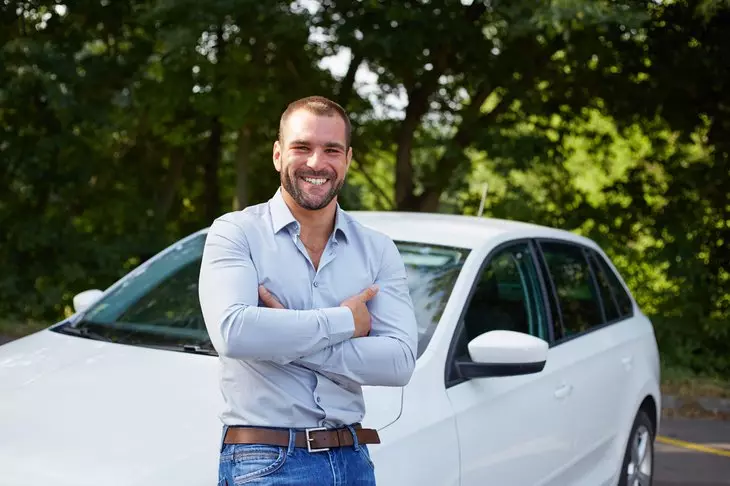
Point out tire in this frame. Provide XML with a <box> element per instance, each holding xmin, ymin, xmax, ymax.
<box><xmin>618</xmin><ymin>409</ymin><xmax>655</xmax><ymax>486</ymax></box>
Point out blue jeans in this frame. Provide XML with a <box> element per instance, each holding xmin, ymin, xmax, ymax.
<box><xmin>218</xmin><ymin>425</ymin><xmax>376</xmax><ymax>485</ymax></box>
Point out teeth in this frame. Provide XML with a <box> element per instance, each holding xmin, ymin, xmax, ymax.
<box><xmin>303</xmin><ymin>177</ymin><xmax>327</xmax><ymax>185</ymax></box>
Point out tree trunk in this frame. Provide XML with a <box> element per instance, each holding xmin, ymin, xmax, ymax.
<box><xmin>337</xmin><ymin>50</ymin><xmax>363</xmax><ymax>109</ymax></box>
<box><xmin>395</xmin><ymin>86</ymin><xmax>432</xmax><ymax>210</ymax></box>
<box><xmin>156</xmin><ymin>148</ymin><xmax>184</xmax><ymax>221</ymax></box>
<box><xmin>232</xmin><ymin>126</ymin><xmax>251</xmax><ymax>211</ymax></box>
<box><xmin>204</xmin><ymin>116</ymin><xmax>222</xmax><ymax>222</ymax></box>
<box><xmin>391</xmin><ymin>1</ymin><xmax>487</xmax><ymax>211</ymax></box>
<box><xmin>413</xmin><ymin>89</ymin><xmax>512</xmax><ymax>213</ymax></box>
<box><xmin>417</xmin><ymin>190</ymin><xmax>442</xmax><ymax>213</ymax></box>
<box><xmin>203</xmin><ymin>23</ymin><xmax>226</xmax><ymax>222</ymax></box>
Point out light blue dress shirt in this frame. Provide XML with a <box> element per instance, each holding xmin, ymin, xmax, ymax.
<box><xmin>198</xmin><ymin>188</ymin><xmax>418</xmax><ymax>429</ymax></box>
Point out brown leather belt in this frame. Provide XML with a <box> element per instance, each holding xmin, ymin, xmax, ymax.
<box><xmin>224</xmin><ymin>425</ymin><xmax>380</xmax><ymax>452</ymax></box>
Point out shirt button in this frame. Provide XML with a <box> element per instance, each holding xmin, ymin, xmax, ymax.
<box><xmin>313</xmin><ymin>281</ymin><xmax>319</xmax><ymax>287</ymax></box>
<box><xmin>316</xmin><ymin>396</ymin><xmax>321</xmax><ymax>403</ymax></box>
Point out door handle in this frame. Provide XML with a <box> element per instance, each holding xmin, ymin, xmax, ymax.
<box><xmin>554</xmin><ymin>384</ymin><xmax>572</xmax><ymax>399</ymax></box>
<box><xmin>621</xmin><ymin>357</ymin><xmax>633</xmax><ymax>370</ymax></box>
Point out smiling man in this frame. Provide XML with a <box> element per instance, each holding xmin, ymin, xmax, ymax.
<box><xmin>198</xmin><ymin>96</ymin><xmax>418</xmax><ymax>485</ymax></box>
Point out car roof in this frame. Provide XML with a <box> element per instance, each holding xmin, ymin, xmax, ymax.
<box><xmin>192</xmin><ymin>211</ymin><xmax>598</xmax><ymax>252</ymax></box>
<box><xmin>347</xmin><ymin>211</ymin><xmax>597</xmax><ymax>251</ymax></box>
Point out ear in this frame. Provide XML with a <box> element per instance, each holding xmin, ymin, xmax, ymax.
<box><xmin>273</xmin><ymin>140</ymin><xmax>283</xmax><ymax>172</ymax></box>
<box><xmin>346</xmin><ymin>146</ymin><xmax>353</xmax><ymax>170</ymax></box>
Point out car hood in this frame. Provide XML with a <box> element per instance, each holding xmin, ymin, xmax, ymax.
<box><xmin>0</xmin><ymin>329</ymin><xmax>404</xmax><ymax>486</ymax></box>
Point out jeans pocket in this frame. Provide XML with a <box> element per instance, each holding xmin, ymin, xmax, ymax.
<box><xmin>221</xmin><ymin>444</ymin><xmax>287</xmax><ymax>485</ymax></box>
<box><xmin>357</xmin><ymin>445</ymin><xmax>375</xmax><ymax>470</ymax></box>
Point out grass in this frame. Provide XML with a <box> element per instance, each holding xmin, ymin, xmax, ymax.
<box><xmin>661</xmin><ymin>365</ymin><xmax>730</xmax><ymax>419</ymax></box>
<box><xmin>661</xmin><ymin>365</ymin><xmax>730</xmax><ymax>399</ymax></box>
<box><xmin>0</xmin><ymin>318</ymin><xmax>52</xmax><ymax>340</ymax></box>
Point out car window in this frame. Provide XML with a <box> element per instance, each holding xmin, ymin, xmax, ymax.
<box><xmin>398</xmin><ymin>243</ymin><xmax>470</xmax><ymax>357</ymax></box>
<box><xmin>586</xmin><ymin>251</ymin><xmax>621</xmax><ymax>322</ymax></box>
<box><xmin>78</xmin><ymin>233</ymin><xmax>211</xmax><ymax>348</ymax></box>
<box><xmin>62</xmin><ymin>233</ymin><xmax>468</xmax><ymax>357</ymax></box>
<box><xmin>462</xmin><ymin>243</ymin><xmax>548</xmax><ymax>344</ymax></box>
<box><xmin>538</xmin><ymin>241</ymin><xmax>604</xmax><ymax>339</ymax></box>
<box><xmin>590</xmin><ymin>251</ymin><xmax>633</xmax><ymax>317</ymax></box>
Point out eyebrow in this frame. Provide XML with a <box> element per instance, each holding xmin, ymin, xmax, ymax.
<box><xmin>289</xmin><ymin>139</ymin><xmax>346</xmax><ymax>151</ymax></box>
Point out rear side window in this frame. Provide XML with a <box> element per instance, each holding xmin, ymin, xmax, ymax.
<box><xmin>587</xmin><ymin>251</ymin><xmax>621</xmax><ymax>322</ymax></box>
<box><xmin>539</xmin><ymin>241</ymin><xmax>604</xmax><ymax>338</ymax></box>
<box><xmin>590</xmin><ymin>251</ymin><xmax>633</xmax><ymax>318</ymax></box>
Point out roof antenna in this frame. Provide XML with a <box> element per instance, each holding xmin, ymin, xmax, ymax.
<box><xmin>476</xmin><ymin>182</ymin><xmax>489</xmax><ymax>218</ymax></box>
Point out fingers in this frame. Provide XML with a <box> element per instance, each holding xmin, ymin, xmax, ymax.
<box><xmin>258</xmin><ymin>285</ymin><xmax>284</xmax><ymax>309</ymax></box>
<box><xmin>358</xmin><ymin>284</ymin><xmax>379</xmax><ymax>302</ymax></box>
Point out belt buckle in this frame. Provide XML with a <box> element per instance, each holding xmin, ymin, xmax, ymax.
<box><xmin>305</xmin><ymin>427</ymin><xmax>330</xmax><ymax>453</ymax></box>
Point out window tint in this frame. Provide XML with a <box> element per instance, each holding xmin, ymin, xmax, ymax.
<box><xmin>397</xmin><ymin>242</ymin><xmax>470</xmax><ymax>357</ymax></box>
<box><xmin>587</xmin><ymin>252</ymin><xmax>621</xmax><ymax>322</ymax></box>
<box><xmin>462</xmin><ymin>243</ymin><xmax>548</xmax><ymax>344</ymax></box>
<box><xmin>592</xmin><ymin>251</ymin><xmax>633</xmax><ymax>317</ymax></box>
<box><xmin>539</xmin><ymin>242</ymin><xmax>603</xmax><ymax>337</ymax></box>
<box><xmin>80</xmin><ymin>234</ymin><xmax>211</xmax><ymax>347</ymax></box>
<box><xmin>77</xmin><ymin>236</ymin><xmax>469</xmax><ymax>356</ymax></box>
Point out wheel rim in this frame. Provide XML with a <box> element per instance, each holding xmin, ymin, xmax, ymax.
<box><xmin>626</xmin><ymin>424</ymin><xmax>653</xmax><ymax>486</ymax></box>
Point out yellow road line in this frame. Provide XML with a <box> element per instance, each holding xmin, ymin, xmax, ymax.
<box><xmin>657</xmin><ymin>435</ymin><xmax>730</xmax><ymax>458</ymax></box>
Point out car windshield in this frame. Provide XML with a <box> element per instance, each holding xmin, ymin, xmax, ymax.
<box><xmin>58</xmin><ymin>233</ymin><xmax>469</xmax><ymax>357</ymax></box>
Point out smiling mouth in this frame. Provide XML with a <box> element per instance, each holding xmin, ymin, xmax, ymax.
<box><xmin>301</xmin><ymin>176</ymin><xmax>329</xmax><ymax>186</ymax></box>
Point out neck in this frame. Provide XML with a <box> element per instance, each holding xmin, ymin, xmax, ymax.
<box><xmin>281</xmin><ymin>188</ymin><xmax>336</xmax><ymax>238</ymax></box>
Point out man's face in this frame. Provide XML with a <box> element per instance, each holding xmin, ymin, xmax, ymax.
<box><xmin>273</xmin><ymin>109</ymin><xmax>352</xmax><ymax>211</ymax></box>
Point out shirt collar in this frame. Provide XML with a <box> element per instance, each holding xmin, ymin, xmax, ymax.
<box><xmin>270</xmin><ymin>188</ymin><xmax>297</xmax><ymax>234</ymax></box>
<box><xmin>269</xmin><ymin>188</ymin><xmax>349</xmax><ymax>243</ymax></box>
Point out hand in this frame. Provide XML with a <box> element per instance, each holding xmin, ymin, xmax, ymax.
<box><xmin>259</xmin><ymin>283</ymin><xmax>379</xmax><ymax>338</ymax></box>
<box><xmin>341</xmin><ymin>285</ymin><xmax>379</xmax><ymax>338</ymax></box>
<box><xmin>258</xmin><ymin>285</ymin><xmax>284</xmax><ymax>309</ymax></box>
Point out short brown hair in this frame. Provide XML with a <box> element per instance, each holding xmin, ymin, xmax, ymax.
<box><xmin>278</xmin><ymin>96</ymin><xmax>352</xmax><ymax>148</ymax></box>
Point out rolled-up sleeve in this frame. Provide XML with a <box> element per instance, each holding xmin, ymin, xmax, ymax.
<box><xmin>295</xmin><ymin>237</ymin><xmax>418</xmax><ymax>387</ymax></box>
<box><xmin>198</xmin><ymin>216</ymin><xmax>355</xmax><ymax>360</ymax></box>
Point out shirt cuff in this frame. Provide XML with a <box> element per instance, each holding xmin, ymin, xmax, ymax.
<box><xmin>322</xmin><ymin>306</ymin><xmax>355</xmax><ymax>344</ymax></box>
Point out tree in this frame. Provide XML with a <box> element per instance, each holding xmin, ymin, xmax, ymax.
<box><xmin>313</xmin><ymin>0</ymin><xmax>646</xmax><ymax>211</ymax></box>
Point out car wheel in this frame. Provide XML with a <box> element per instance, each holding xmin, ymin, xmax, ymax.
<box><xmin>619</xmin><ymin>409</ymin><xmax>655</xmax><ymax>486</ymax></box>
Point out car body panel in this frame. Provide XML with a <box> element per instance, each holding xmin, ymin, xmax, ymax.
<box><xmin>0</xmin><ymin>212</ymin><xmax>662</xmax><ymax>486</ymax></box>
<box><xmin>0</xmin><ymin>330</ymin><xmax>404</xmax><ymax>486</ymax></box>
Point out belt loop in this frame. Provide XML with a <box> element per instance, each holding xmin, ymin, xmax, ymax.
<box><xmin>220</xmin><ymin>425</ymin><xmax>229</xmax><ymax>453</ymax></box>
<box><xmin>286</xmin><ymin>428</ymin><xmax>296</xmax><ymax>456</ymax></box>
<box><xmin>345</xmin><ymin>424</ymin><xmax>360</xmax><ymax>451</ymax></box>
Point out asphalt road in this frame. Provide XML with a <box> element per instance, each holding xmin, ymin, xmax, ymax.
<box><xmin>655</xmin><ymin>418</ymin><xmax>730</xmax><ymax>486</ymax></box>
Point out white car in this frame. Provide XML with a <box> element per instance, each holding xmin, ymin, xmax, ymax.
<box><xmin>0</xmin><ymin>212</ymin><xmax>661</xmax><ymax>486</ymax></box>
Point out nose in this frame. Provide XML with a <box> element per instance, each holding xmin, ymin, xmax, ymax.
<box><xmin>306</xmin><ymin>148</ymin><xmax>327</xmax><ymax>170</ymax></box>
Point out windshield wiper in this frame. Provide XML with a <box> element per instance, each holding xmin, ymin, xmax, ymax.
<box><xmin>134</xmin><ymin>343</ymin><xmax>218</xmax><ymax>356</ymax></box>
<box><xmin>181</xmin><ymin>344</ymin><xmax>217</xmax><ymax>356</ymax></box>
<box><xmin>54</xmin><ymin>324</ymin><xmax>115</xmax><ymax>343</ymax></box>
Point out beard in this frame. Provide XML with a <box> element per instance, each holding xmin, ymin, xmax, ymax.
<box><xmin>282</xmin><ymin>167</ymin><xmax>345</xmax><ymax>211</ymax></box>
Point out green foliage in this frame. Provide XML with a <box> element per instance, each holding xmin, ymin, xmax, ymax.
<box><xmin>1</xmin><ymin>0</ymin><xmax>728</xmax><ymax>378</ymax></box>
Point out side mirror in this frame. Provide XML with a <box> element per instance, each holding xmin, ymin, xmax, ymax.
<box><xmin>73</xmin><ymin>289</ymin><xmax>103</xmax><ymax>314</ymax></box>
<box><xmin>456</xmin><ymin>330</ymin><xmax>548</xmax><ymax>379</ymax></box>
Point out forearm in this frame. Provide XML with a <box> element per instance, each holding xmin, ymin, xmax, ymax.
<box><xmin>214</xmin><ymin>304</ymin><xmax>354</xmax><ymax>361</ymax></box>
<box><xmin>296</xmin><ymin>237</ymin><xmax>419</xmax><ymax>386</ymax></box>
<box><xmin>198</xmin><ymin>216</ymin><xmax>354</xmax><ymax>360</ymax></box>
<box><xmin>295</xmin><ymin>335</ymin><xmax>416</xmax><ymax>387</ymax></box>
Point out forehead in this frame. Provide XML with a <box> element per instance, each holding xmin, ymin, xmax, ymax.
<box><xmin>282</xmin><ymin>109</ymin><xmax>347</xmax><ymax>145</ymax></box>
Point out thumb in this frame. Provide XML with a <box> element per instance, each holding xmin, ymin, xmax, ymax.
<box><xmin>359</xmin><ymin>284</ymin><xmax>379</xmax><ymax>302</ymax></box>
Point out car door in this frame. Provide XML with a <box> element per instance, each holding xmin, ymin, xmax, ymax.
<box><xmin>535</xmin><ymin>240</ymin><xmax>627</xmax><ymax>485</ymax></box>
<box><xmin>444</xmin><ymin>240</ymin><xmax>576</xmax><ymax>486</ymax></box>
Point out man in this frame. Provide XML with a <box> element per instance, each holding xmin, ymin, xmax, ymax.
<box><xmin>198</xmin><ymin>95</ymin><xmax>418</xmax><ymax>485</ymax></box>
